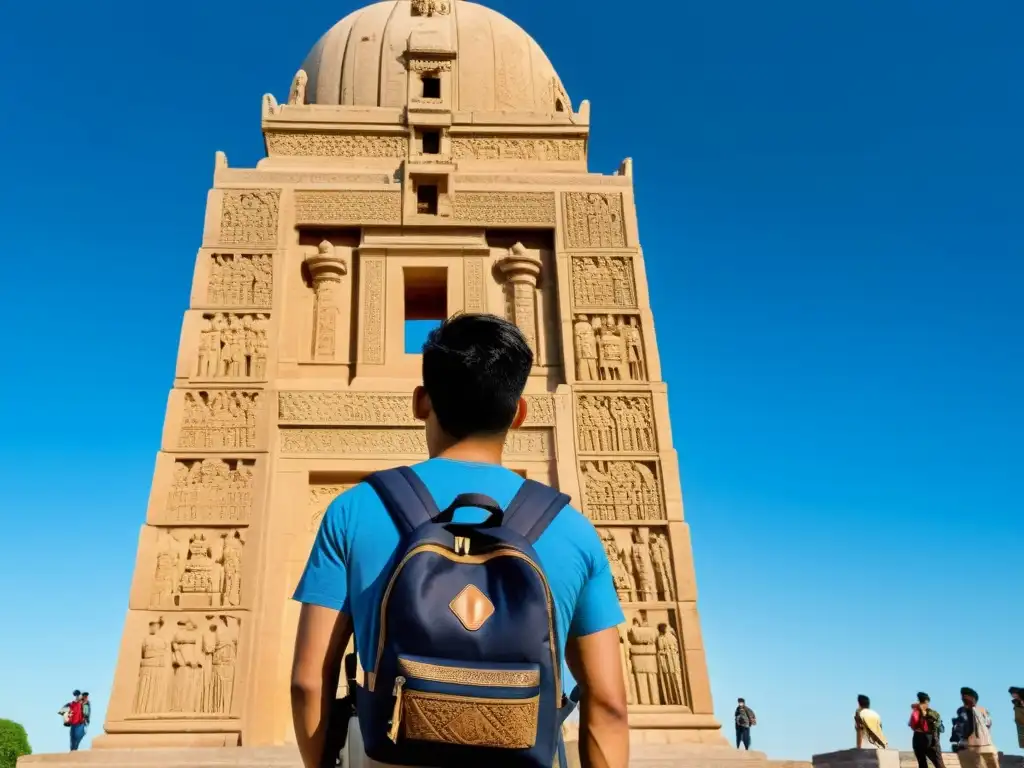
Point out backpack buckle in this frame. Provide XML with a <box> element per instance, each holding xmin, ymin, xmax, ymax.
<box><xmin>453</xmin><ymin>536</ymin><xmax>471</xmax><ymax>555</ymax></box>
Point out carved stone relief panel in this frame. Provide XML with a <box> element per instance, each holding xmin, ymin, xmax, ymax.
<box><xmin>620</xmin><ymin>608</ymin><xmax>687</xmax><ymax>708</ymax></box>
<box><xmin>573</xmin><ymin>313</ymin><xmax>647</xmax><ymax>383</ymax></box>
<box><xmin>162</xmin><ymin>458</ymin><xmax>255</xmax><ymax>525</ymax></box>
<box><xmin>579</xmin><ymin>460</ymin><xmax>664</xmax><ymax>522</ymax></box>
<box><xmin>219</xmin><ymin>190</ymin><xmax>280</xmax><ymax>246</ymax></box>
<box><xmin>265</xmin><ymin>132</ymin><xmax>408</xmax><ymax>158</ymax></box>
<box><xmin>195</xmin><ymin>313</ymin><xmax>269</xmax><ymax>380</ymax></box>
<box><xmin>570</xmin><ymin>254</ymin><xmax>637</xmax><ymax>309</ymax></box>
<box><xmin>206</xmin><ymin>254</ymin><xmax>273</xmax><ymax>308</ymax></box>
<box><xmin>452</xmin><ymin>192</ymin><xmax>556</xmax><ymax>225</ymax></box>
<box><xmin>464</xmin><ymin>257</ymin><xmax>486</xmax><ymax>313</ymax></box>
<box><xmin>278</xmin><ymin>392</ymin><xmax>556</xmax><ymax>428</ymax></box>
<box><xmin>451</xmin><ymin>137</ymin><xmax>585</xmax><ymax>162</ymax></box>
<box><xmin>294</xmin><ymin>191</ymin><xmax>402</xmax><ymax>226</ymax></box>
<box><xmin>597</xmin><ymin>527</ymin><xmax>675</xmax><ymax>603</ymax></box>
<box><xmin>130</xmin><ymin>613</ymin><xmax>241</xmax><ymax>718</ymax></box>
<box><xmin>150</xmin><ymin>529</ymin><xmax>245</xmax><ymax>609</ymax></box>
<box><xmin>562</xmin><ymin>192</ymin><xmax>627</xmax><ymax>250</ymax></box>
<box><xmin>179</xmin><ymin>391</ymin><xmax>260</xmax><ymax>451</ymax></box>
<box><xmin>575</xmin><ymin>394</ymin><xmax>657</xmax><ymax>453</ymax></box>
<box><xmin>280</xmin><ymin>428</ymin><xmax>553</xmax><ymax>459</ymax></box>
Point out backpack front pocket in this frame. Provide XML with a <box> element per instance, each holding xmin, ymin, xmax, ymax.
<box><xmin>390</xmin><ymin>655</ymin><xmax>541</xmax><ymax>749</ymax></box>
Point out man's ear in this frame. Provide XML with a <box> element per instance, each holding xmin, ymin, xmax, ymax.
<box><xmin>510</xmin><ymin>397</ymin><xmax>528</xmax><ymax>430</ymax></box>
<box><xmin>412</xmin><ymin>386</ymin><xmax>431</xmax><ymax>422</ymax></box>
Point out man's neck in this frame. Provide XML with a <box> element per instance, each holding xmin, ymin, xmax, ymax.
<box><xmin>434</xmin><ymin>435</ymin><xmax>506</xmax><ymax>465</ymax></box>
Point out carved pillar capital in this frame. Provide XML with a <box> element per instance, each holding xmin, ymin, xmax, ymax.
<box><xmin>305</xmin><ymin>241</ymin><xmax>349</xmax><ymax>286</ymax></box>
<box><xmin>497</xmin><ymin>242</ymin><xmax>542</xmax><ymax>287</ymax></box>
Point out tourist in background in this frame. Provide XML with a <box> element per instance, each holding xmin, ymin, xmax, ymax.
<box><xmin>735</xmin><ymin>697</ymin><xmax>756</xmax><ymax>750</ymax></box>
<box><xmin>1010</xmin><ymin>687</ymin><xmax>1024</xmax><ymax>749</ymax></box>
<box><xmin>854</xmin><ymin>694</ymin><xmax>888</xmax><ymax>750</ymax></box>
<box><xmin>951</xmin><ymin>687</ymin><xmax>998</xmax><ymax>768</ymax></box>
<box><xmin>57</xmin><ymin>690</ymin><xmax>87</xmax><ymax>751</ymax></box>
<box><xmin>80</xmin><ymin>692</ymin><xmax>91</xmax><ymax>736</ymax></box>
<box><xmin>909</xmin><ymin>691</ymin><xmax>945</xmax><ymax>768</ymax></box>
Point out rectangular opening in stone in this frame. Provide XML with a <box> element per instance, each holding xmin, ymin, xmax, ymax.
<box><xmin>421</xmin><ymin>74</ymin><xmax>441</xmax><ymax>99</ymax></box>
<box><xmin>420</xmin><ymin>129</ymin><xmax>441</xmax><ymax>155</ymax></box>
<box><xmin>404</xmin><ymin>266</ymin><xmax>448</xmax><ymax>354</ymax></box>
<box><xmin>416</xmin><ymin>183</ymin><xmax>439</xmax><ymax>215</ymax></box>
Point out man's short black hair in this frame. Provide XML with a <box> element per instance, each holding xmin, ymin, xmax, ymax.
<box><xmin>73</xmin><ymin>689</ymin><xmax>81</xmax><ymax>697</ymax></box>
<box><xmin>737</xmin><ymin>698</ymin><xmax>745</xmax><ymax>703</ymax></box>
<box><xmin>962</xmin><ymin>687</ymin><xmax>979</xmax><ymax>700</ymax></box>
<box><xmin>917</xmin><ymin>692</ymin><xmax>930</xmax><ymax>703</ymax></box>
<box><xmin>858</xmin><ymin>694</ymin><xmax>870</xmax><ymax>708</ymax></box>
<box><xmin>422</xmin><ymin>314</ymin><xmax>533</xmax><ymax>440</ymax></box>
<box><xmin>82</xmin><ymin>692</ymin><xmax>89</xmax><ymax>697</ymax></box>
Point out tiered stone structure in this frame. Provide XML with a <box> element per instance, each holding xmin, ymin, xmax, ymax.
<box><xmin>90</xmin><ymin>0</ymin><xmax>728</xmax><ymax>759</ymax></box>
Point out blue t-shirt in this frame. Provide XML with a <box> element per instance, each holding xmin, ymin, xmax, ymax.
<box><xmin>293</xmin><ymin>458</ymin><xmax>624</xmax><ymax>686</ymax></box>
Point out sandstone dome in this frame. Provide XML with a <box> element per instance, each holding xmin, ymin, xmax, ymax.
<box><xmin>300</xmin><ymin>0</ymin><xmax>572</xmax><ymax>114</ymax></box>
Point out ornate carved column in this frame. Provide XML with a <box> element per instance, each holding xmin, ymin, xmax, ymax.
<box><xmin>497</xmin><ymin>242</ymin><xmax>543</xmax><ymax>360</ymax></box>
<box><xmin>304</xmin><ymin>241</ymin><xmax>348</xmax><ymax>361</ymax></box>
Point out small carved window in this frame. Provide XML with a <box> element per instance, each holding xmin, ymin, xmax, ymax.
<box><xmin>555</xmin><ymin>99</ymin><xmax>565</xmax><ymax>112</ymax></box>
<box><xmin>416</xmin><ymin>184</ymin><xmax>439</xmax><ymax>215</ymax></box>
<box><xmin>421</xmin><ymin>129</ymin><xmax>441</xmax><ymax>155</ymax></box>
<box><xmin>421</xmin><ymin>74</ymin><xmax>441</xmax><ymax>99</ymax></box>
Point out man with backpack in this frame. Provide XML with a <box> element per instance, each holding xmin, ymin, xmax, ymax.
<box><xmin>291</xmin><ymin>314</ymin><xmax>629</xmax><ymax>768</ymax></box>
<box><xmin>58</xmin><ymin>690</ymin><xmax>87</xmax><ymax>751</ymax></box>
<box><xmin>909</xmin><ymin>691</ymin><xmax>945</xmax><ymax>768</ymax></box>
<box><xmin>734</xmin><ymin>697</ymin><xmax>756</xmax><ymax>750</ymax></box>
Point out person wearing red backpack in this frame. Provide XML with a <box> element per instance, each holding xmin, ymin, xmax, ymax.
<box><xmin>58</xmin><ymin>690</ymin><xmax>87</xmax><ymax>751</ymax></box>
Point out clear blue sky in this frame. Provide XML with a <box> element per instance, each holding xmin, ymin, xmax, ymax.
<box><xmin>1</xmin><ymin>0</ymin><xmax>1021</xmax><ymax>760</ymax></box>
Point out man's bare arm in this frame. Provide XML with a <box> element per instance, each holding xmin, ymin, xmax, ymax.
<box><xmin>290</xmin><ymin>604</ymin><xmax>353</xmax><ymax>768</ymax></box>
<box><xmin>566</xmin><ymin>627</ymin><xmax>629</xmax><ymax>768</ymax></box>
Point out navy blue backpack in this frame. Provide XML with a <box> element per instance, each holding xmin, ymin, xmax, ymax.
<box><xmin>354</xmin><ymin>467</ymin><xmax>580</xmax><ymax>768</ymax></box>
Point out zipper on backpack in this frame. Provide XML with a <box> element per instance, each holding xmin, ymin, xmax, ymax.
<box><xmin>369</xmin><ymin>544</ymin><xmax>560</xmax><ymax>705</ymax></box>
<box><xmin>387</xmin><ymin>675</ymin><xmax>406</xmax><ymax>743</ymax></box>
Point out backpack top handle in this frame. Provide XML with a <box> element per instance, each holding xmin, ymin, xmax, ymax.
<box><xmin>433</xmin><ymin>493</ymin><xmax>505</xmax><ymax>525</ymax></box>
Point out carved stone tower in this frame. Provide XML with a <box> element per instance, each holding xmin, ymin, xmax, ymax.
<box><xmin>95</xmin><ymin>0</ymin><xmax>725</xmax><ymax>753</ymax></box>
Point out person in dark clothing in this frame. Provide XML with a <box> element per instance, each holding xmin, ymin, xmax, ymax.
<box><xmin>909</xmin><ymin>691</ymin><xmax>945</xmax><ymax>768</ymax></box>
<box><xmin>735</xmin><ymin>697</ymin><xmax>756</xmax><ymax>750</ymax></box>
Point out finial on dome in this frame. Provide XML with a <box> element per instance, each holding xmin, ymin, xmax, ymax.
<box><xmin>289</xmin><ymin>70</ymin><xmax>308</xmax><ymax>105</ymax></box>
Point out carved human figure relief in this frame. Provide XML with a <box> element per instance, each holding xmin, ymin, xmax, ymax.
<box><xmin>630</xmin><ymin>528</ymin><xmax>657</xmax><ymax>602</ymax></box>
<box><xmin>573</xmin><ymin>314</ymin><xmax>647</xmax><ymax>383</ymax></box>
<box><xmin>288</xmin><ymin>69</ymin><xmax>308</xmax><ymax>105</ymax></box>
<box><xmin>627</xmin><ymin>611</ymin><xmax>661</xmax><ymax>705</ymax></box>
<box><xmin>165</xmin><ymin>458</ymin><xmax>255</xmax><ymax>524</ymax></box>
<box><xmin>157</xmin><ymin>614</ymin><xmax>239</xmax><ymax>716</ymax></box>
<box><xmin>579</xmin><ymin>461</ymin><xmax>664</xmax><ymax>522</ymax></box>
<box><xmin>617</xmin><ymin>623</ymin><xmax>637</xmax><ymax>705</ymax></box>
<box><xmin>150</xmin><ymin>530</ymin><xmax>245</xmax><ymax>609</ymax></box>
<box><xmin>196</xmin><ymin>313</ymin><xmax>269</xmax><ymax>380</ymax></box>
<box><xmin>656</xmin><ymin>622</ymin><xmax>686</xmax><ymax>706</ymax></box>
<box><xmin>563</xmin><ymin>192</ymin><xmax>627</xmax><ymax>249</ymax></box>
<box><xmin>571</xmin><ymin>255</ymin><xmax>637</xmax><ymax>309</ymax></box>
<box><xmin>599</xmin><ymin>529</ymin><xmax>635</xmax><ymax>600</ymax></box>
<box><xmin>649</xmin><ymin>532</ymin><xmax>675</xmax><ymax>601</ymax></box>
<box><xmin>219</xmin><ymin>190</ymin><xmax>280</xmax><ymax>246</ymax></box>
<box><xmin>133</xmin><ymin>618</ymin><xmax>171</xmax><ymax>715</ymax></box>
<box><xmin>179</xmin><ymin>392</ymin><xmax>260</xmax><ymax>451</ymax></box>
<box><xmin>208</xmin><ymin>254</ymin><xmax>272</xmax><ymax>308</ymax></box>
<box><xmin>576</xmin><ymin>395</ymin><xmax>656</xmax><ymax>453</ymax></box>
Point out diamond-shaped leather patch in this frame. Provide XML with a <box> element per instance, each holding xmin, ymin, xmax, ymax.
<box><xmin>449</xmin><ymin>584</ymin><xmax>495</xmax><ymax>631</ymax></box>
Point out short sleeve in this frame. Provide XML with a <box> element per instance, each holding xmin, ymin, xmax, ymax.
<box><xmin>292</xmin><ymin>495</ymin><xmax>351</xmax><ymax>613</ymax></box>
<box><xmin>569</xmin><ymin>532</ymin><xmax>626</xmax><ymax>637</ymax></box>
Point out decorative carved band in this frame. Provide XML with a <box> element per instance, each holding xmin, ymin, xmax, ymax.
<box><xmin>451</xmin><ymin>137</ymin><xmax>586</xmax><ymax>162</ymax></box>
<box><xmin>280</xmin><ymin>428</ymin><xmax>553</xmax><ymax>458</ymax></box>
<box><xmin>464</xmin><ymin>257</ymin><xmax>486</xmax><ymax>313</ymax></box>
<box><xmin>452</xmin><ymin>192</ymin><xmax>556</xmax><ymax>225</ymax></box>
<box><xmin>294</xmin><ymin>190</ymin><xmax>402</xmax><ymax>225</ymax></box>
<box><xmin>563</xmin><ymin>192</ymin><xmax>627</xmax><ymax>249</ymax></box>
<box><xmin>219</xmin><ymin>189</ymin><xmax>280</xmax><ymax>247</ymax></box>
<box><xmin>265</xmin><ymin>132</ymin><xmax>408</xmax><ymax>158</ymax></box>
<box><xmin>361</xmin><ymin>260</ymin><xmax>385</xmax><ymax>364</ymax></box>
<box><xmin>277</xmin><ymin>392</ymin><xmax>556</xmax><ymax>427</ymax></box>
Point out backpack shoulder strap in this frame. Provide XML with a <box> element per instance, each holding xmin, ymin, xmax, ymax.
<box><xmin>365</xmin><ymin>467</ymin><xmax>440</xmax><ymax>536</ymax></box>
<box><xmin>502</xmin><ymin>479</ymin><xmax>571</xmax><ymax>543</ymax></box>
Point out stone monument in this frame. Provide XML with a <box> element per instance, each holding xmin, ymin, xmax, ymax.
<box><xmin>44</xmin><ymin>0</ymin><xmax>747</xmax><ymax>764</ymax></box>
